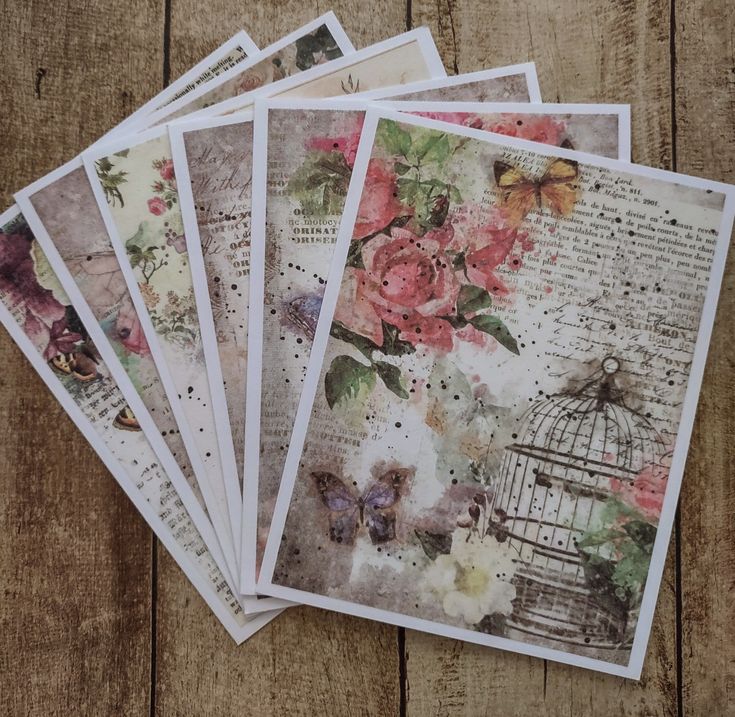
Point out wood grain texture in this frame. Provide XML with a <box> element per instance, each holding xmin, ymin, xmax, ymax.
<box><xmin>0</xmin><ymin>0</ymin><xmax>162</xmax><ymax>715</ymax></box>
<box><xmin>674</xmin><ymin>0</ymin><xmax>735</xmax><ymax>714</ymax></box>
<box><xmin>0</xmin><ymin>2</ymin><xmax>163</xmax><ymax>715</ymax></box>
<box><xmin>406</xmin><ymin>0</ymin><xmax>679</xmax><ymax>714</ymax></box>
<box><xmin>156</xmin><ymin>553</ymin><xmax>400</xmax><ymax>715</ymax></box>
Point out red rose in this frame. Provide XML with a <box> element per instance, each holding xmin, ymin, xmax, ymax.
<box><xmin>335</xmin><ymin>226</ymin><xmax>459</xmax><ymax>351</ymax></box>
<box><xmin>147</xmin><ymin>197</ymin><xmax>167</xmax><ymax>216</ymax></box>
<box><xmin>159</xmin><ymin>159</ymin><xmax>175</xmax><ymax>181</ymax></box>
<box><xmin>353</xmin><ymin>159</ymin><xmax>408</xmax><ymax>240</ymax></box>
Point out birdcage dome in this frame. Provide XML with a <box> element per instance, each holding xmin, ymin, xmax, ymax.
<box><xmin>512</xmin><ymin>356</ymin><xmax>665</xmax><ymax>487</ymax></box>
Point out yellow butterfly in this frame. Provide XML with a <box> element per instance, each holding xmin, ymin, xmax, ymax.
<box><xmin>494</xmin><ymin>139</ymin><xmax>579</xmax><ymax>225</ymax></box>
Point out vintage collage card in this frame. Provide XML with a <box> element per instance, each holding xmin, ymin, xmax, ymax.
<box><xmin>260</xmin><ymin>108</ymin><xmax>734</xmax><ymax>677</ymax></box>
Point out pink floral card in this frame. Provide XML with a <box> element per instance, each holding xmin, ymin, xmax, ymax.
<box><xmin>247</xmin><ymin>98</ymin><xmax>630</xmax><ymax>584</ymax></box>
<box><xmin>259</xmin><ymin>108</ymin><xmax>734</xmax><ymax>677</ymax></box>
<box><xmin>0</xmin><ymin>206</ymin><xmax>281</xmax><ymax>641</ymax></box>
<box><xmin>169</xmin><ymin>71</ymin><xmax>526</xmax><ymax>592</ymax></box>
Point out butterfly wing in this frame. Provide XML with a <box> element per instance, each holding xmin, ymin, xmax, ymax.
<box><xmin>312</xmin><ymin>471</ymin><xmax>359</xmax><ymax>544</ymax></box>
<box><xmin>539</xmin><ymin>156</ymin><xmax>579</xmax><ymax>217</ymax></box>
<box><xmin>493</xmin><ymin>161</ymin><xmax>537</xmax><ymax>224</ymax></box>
<box><xmin>362</xmin><ymin>469</ymin><xmax>410</xmax><ymax>544</ymax></box>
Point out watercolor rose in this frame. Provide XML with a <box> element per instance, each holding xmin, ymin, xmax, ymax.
<box><xmin>147</xmin><ymin>197</ymin><xmax>167</xmax><ymax>216</ymax></box>
<box><xmin>307</xmin><ymin>119</ymin><xmax>364</xmax><ymax>169</ymax></box>
<box><xmin>610</xmin><ymin>463</ymin><xmax>668</xmax><ymax>523</ymax></box>
<box><xmin>336</xmin><ymin>225</ymin><xmax>458</xmax><ymax>351</ymax></box>
<box><xmin>158</xmin><ymin>159</ymin><xmax>175</xmax><ymax>181</ymax></box>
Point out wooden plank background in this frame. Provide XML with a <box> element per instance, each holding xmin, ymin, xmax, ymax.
<box><xmin>0</xmin><ymin>0</ymin><xmax>732</xmax><ymax>714</ymax></box>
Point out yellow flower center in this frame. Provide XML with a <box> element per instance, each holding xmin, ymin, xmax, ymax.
<box><xmin>454</xmin><ymin>564</ymin><xmax>490</xmax><ymax>597</ymax></box>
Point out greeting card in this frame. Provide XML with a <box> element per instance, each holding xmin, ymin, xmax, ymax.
<box><xmin>260</xmin><ymin>108</ymin><xmax>734</xmax><ymax>677</ymax></box>
<box><xmin>248</xmin><ymin>100</ymin><xmax>630</xmax><ymax>581</ymax></box>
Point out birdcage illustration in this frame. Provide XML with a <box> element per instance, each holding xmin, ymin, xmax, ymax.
<box><xmin>489</xmin><ymin>356</ymin><xmax>666</xmax><ymax>653</ymax></box>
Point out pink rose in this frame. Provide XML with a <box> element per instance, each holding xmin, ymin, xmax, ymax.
<box><xmin>335</xmin><ymin>226</ymin><xmax>459</xmax><ymax>351</ymax></box>
<box><xmin>464</xmin><ymin>226</ymin><xmax>519</xmax><ymax>296</ymax></box>
<box><xmin>147</xmin><ymin>197</ymin><xmax>167</xmax><ymax>216</ymax></box>
<box><xmin>611</xmin><ymin>463</ymin><xmax>668</xmax><ymax>522</ymax></box>
<box><xmin>353</xmin><ymin>159</ymin><xmax>409</xmax><ymax>240</ymax></box>
<box><xmin>449</xmin><ymin>206</ymin><xmax>527</xmax><ymax>297</ymax></box>
<box><xmin>237</xmin><ymin>71</ymin><xmax>265</xmax><ymax>93</ymax></box>
<box><xmin>159</xmin><ymin>159</ymin><xmax>175</xmax><ymax>181</ymax></box>
<box><xmin>115</xmin><ymin>298</ymin><xmax>150</xmax><ymax>356</ymax></box>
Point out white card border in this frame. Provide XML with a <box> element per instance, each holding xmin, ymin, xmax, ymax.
<box><xmin>258</xmin><ymin>107</ymin><xmax>735</xmax><ymax>678</ymax></box>
<box><xmin>0</xmin><ymin>204</ymin><xmax>283</xmax><ymax>641</ymax></box>
<box><xmin>145</xmin><ymin>12</ymin><xmax>356</xmax><ymax>126</ymax></box>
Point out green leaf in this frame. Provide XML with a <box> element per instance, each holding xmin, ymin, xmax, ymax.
<box><xmin>576</xmin><ymin>527</ymin><xmax>627</xmax><ymax>549</ymax></box>
<box><xmin>324</xmin><ymin>355</ymin><xmax>376</xmax><ymax>408</ymax></box>
<box><xmin>376</xmin><ymin>119</ymin><xmax>412</xmax><ymax>157</ymax></box>
<box><xmin>414</xmin><ymin>131</ymin><xmax>450</xmax><ymax>164</ymax></box>
<box><xmin>457</xmin><ymin>285</ymin><xmax>492</xmax><ymax>316</ymax></box>
<box><xmin>397</xmin><ymin>177</ymin><xmax>420</xmax><ymax>204</ymax></box>
<box><xmin>329</xmin><ymin>320</ymin><xmax>377</xmax><ymax>359</ymax></box>
<box><xmin>287</xmin><ymin>150</ymin><xmax>351</xmax><ymax>216</ymax></box>
<box><xmin>623</xmin><ymin>520</ymin><xmax>657</xmax><ymax>552</ymax></box>
<box><xmin>96</xmin><ymin>157</ymin><xmax>113</xmax><ymax>174</ymax></box>
<box><xmin>394</xmin><ymin>161</ymin><xmax>411</xmax><ymax>176</ymax></box>
<box><xmin>374</xmin><ymin>360</ymin><xmax>408</xmax><ymax>399</ymax></box>
<box><xmin>448</xmin><ymin>184</ymin><xmax>463</xmax><ymax>204</ymax></box>
<box><xmin>468</xmin><ymin>315</ymin><xmax>519</xmax><ymax>354</ymax></box>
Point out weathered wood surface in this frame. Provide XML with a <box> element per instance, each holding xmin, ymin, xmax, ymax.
<box><xmin>0</xmin><ymin>1</ymin><xmax>732</xmax><ymax>715</ymax></box>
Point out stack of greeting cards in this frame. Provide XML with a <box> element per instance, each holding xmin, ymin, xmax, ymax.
<box><xmin>4</xmin><ymin>12</ymin><xmax>733</xmax><ymax>678</ymax></box>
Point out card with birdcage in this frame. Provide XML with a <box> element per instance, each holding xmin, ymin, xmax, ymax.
<box><xmin>258</xmin><ymin>107</ymin><xmax>735</xmax><ymax>677</ymax></box>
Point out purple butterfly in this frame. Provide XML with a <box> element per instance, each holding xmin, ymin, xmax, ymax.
<box><xmin>312</xmin><ymin>469</ymin><xmax>409</xmax><ymax>545</ymax></box>
<box><xmin>287</xmin><ymin>294</ymin><xmax>322</xmax><ymax>341</ymax></box>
